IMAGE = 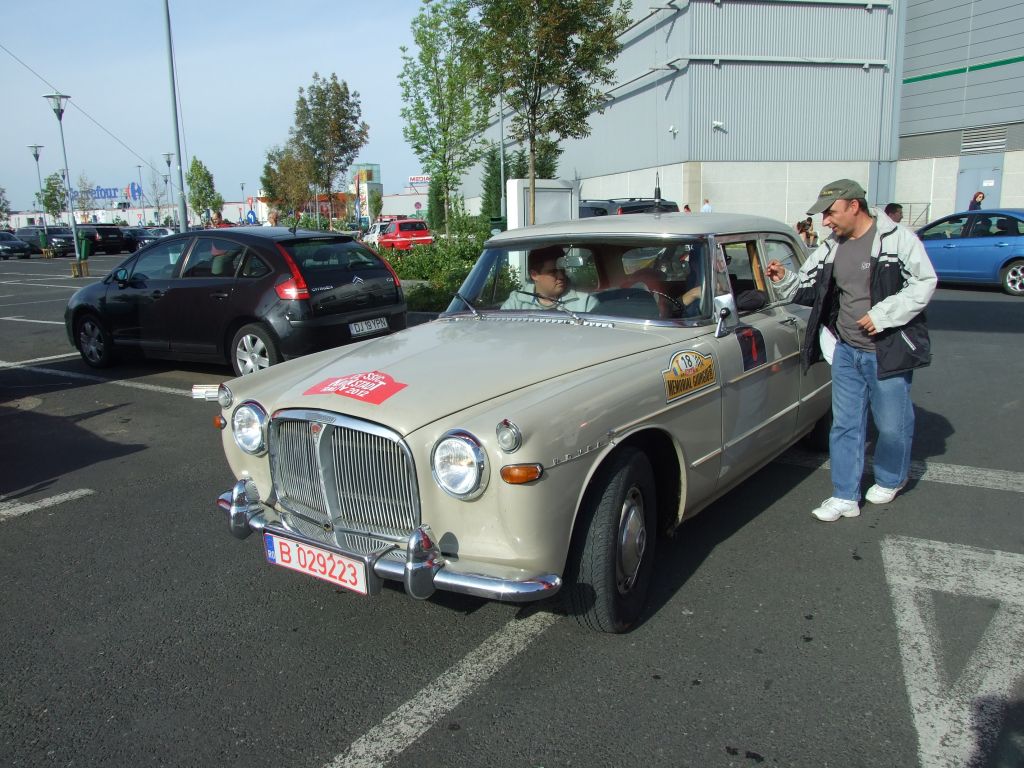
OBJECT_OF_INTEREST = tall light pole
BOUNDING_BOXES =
[162,174,170,225]
[136,164,145,225]
[162,1,189,233]
[240,182,245,222]
[44,94,80,259]
[28,145,48,233]
[163,152,177,226]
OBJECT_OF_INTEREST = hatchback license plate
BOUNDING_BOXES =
[349,317,388,337]
[263,532,368,595]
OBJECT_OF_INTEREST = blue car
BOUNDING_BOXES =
[917,208,1024,296]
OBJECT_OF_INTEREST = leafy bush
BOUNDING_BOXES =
[383,233,485,312]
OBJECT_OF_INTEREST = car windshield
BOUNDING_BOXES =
[445,238,713,323]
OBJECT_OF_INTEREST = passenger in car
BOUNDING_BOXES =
[501,245,598,311]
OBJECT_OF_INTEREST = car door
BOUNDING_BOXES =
[105,238,190,352]
[714,236,802,482]
[958,213,1023,283]
[918,214,971,280]
[167,235,248,357]
[762,237,831,436]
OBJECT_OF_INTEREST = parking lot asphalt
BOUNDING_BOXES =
[1,253,1022,768]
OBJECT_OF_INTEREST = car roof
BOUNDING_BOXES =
[161,226,360,243]
[485,212,795,246]
[926,208,1024,220]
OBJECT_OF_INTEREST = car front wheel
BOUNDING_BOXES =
[231,323,280,377]
[1000,260,1024,296]
[563,447,657,633]
[75,314,115,368]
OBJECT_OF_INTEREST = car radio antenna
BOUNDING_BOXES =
[654,172,663,212]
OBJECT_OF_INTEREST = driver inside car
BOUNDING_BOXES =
[501,245,598,311]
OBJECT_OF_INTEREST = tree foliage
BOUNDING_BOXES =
[399,0,490,236]
[76,174,96,213]
[291,72,368,217]
[479,139,561,225]
[368,188,383,222]
[37,173,66,222]
[0,186,10,226]
[185,157,223,222]
[261,142,313,220]
[475,0,630,223]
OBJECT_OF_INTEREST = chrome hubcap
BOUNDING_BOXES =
[1007,265,1024,294]
[79,321,104,363]
[236,335,269,375]
[617,486,647,594]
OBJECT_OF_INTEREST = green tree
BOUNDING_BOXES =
[291,72,368,221]
[476,0,629,223]
[37,172,66,223]
[479,143,503,221]
[399,0,490,237]
[426,176,445,231]
[0,186,10,227]
[76,174,96,214]
[185,157,223,223]
[368,188,383,222]
[261,142,313,220]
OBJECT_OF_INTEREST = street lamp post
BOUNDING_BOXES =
[28,145,48,234]
[162,152,177,226]
[162,174,170,225]
[240,182,245,223]
[43,93,80,260]
[136,164,146,225]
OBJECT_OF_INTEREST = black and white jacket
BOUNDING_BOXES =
[775,209,938,379]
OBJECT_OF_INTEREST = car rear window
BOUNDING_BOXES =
[398,221,428,232]
[282,238,390,278]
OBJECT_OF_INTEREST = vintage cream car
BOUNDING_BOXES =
[194,213,831,633]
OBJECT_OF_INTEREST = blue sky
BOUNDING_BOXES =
[1,0,424,212]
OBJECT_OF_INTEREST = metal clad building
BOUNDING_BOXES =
[466,0,1021,224]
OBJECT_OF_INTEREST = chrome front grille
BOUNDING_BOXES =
[270,410,420,542]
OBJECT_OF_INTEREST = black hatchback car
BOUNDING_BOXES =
[121,227,160,252]
[64,227,407,376]
[0,232,34,259]
[14,226,76,255]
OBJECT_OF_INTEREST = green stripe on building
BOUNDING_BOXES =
[904,54,1024,84]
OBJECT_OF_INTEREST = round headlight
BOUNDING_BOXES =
[431,430,487,499]
[232,402,268,454]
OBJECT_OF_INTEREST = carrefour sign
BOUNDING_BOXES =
[69,182,145,202]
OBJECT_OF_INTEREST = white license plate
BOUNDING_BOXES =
[263,532,368,595]
[349,317,389,337]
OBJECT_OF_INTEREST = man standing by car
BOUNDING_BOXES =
[765,179,937,522]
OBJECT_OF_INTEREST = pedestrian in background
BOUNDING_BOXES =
[701,198,713,213]
[683,204,692,213]
[765,179,937,523]
[968,191,985,210]
[804,217,819,248]
[263,210,279,227]
[884,203,904,224]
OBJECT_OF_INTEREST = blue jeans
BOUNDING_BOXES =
[830,341,914,501]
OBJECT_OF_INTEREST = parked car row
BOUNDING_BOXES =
[11,223,177,257]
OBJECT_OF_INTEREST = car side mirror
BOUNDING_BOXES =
[713,294,737,337]
[114,267,129,286]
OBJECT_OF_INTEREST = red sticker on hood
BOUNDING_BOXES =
[303,371,406,404]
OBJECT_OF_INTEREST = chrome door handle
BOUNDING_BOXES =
[210,292,229,299]
[778,316,798,326]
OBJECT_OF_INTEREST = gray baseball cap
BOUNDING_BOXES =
[807,179,867,215]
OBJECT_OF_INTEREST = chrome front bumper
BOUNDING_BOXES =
[218,479,561,603]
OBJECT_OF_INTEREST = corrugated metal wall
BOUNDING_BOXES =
[901,0,1024,135]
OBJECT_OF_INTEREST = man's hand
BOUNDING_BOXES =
[857,314,878,335]
[765,259,787,282]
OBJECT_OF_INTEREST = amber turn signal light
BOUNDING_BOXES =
[214,414,227,430]
[500,464,543,484]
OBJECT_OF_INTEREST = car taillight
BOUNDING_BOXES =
[616,207,625,215]
[274,244,310,300]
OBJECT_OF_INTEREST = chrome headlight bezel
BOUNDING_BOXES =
[431,429,488,500]
[231,401,268,455]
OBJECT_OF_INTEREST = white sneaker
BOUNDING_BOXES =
[865,482,905,505]
[811,497,861,522]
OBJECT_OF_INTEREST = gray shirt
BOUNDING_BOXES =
[501,288,598,312]
[832,222,876,351]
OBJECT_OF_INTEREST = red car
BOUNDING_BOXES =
[378,219,434,250]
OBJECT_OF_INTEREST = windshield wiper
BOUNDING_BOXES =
[453,292,481,317]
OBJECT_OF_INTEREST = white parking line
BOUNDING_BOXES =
[0,280,88,289]
[0,359,192,396]
[0,316,64,325]
[0,488,95,522]
[882,536,1024,768]
[779,449,1024,494]
[0,299,72,308]
[328,610,559,768]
